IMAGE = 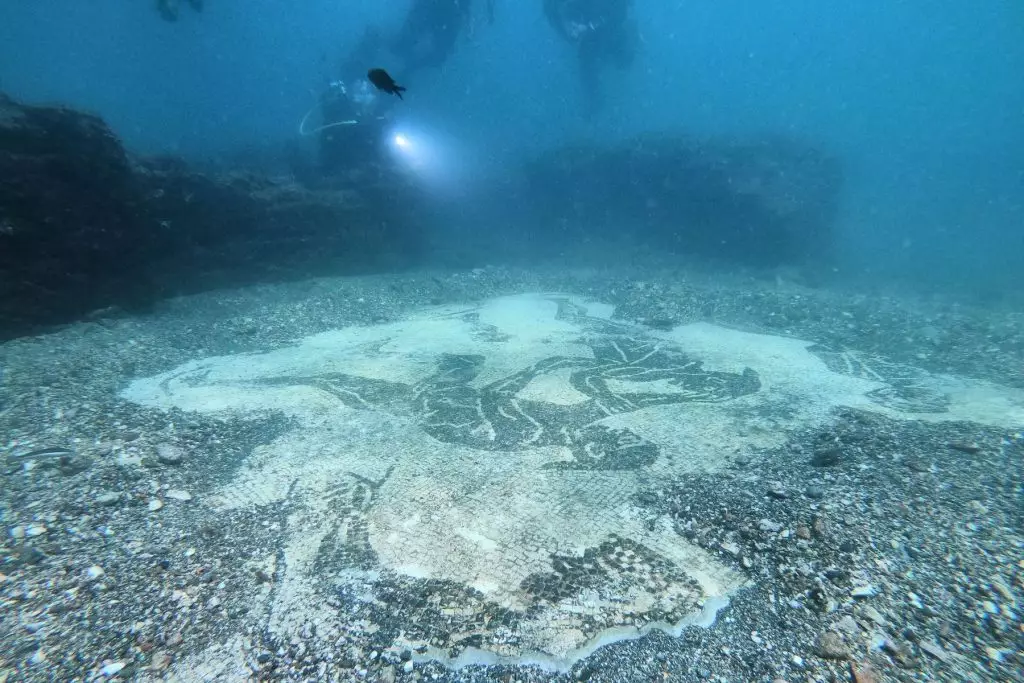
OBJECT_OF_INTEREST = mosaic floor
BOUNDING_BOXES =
[121,293,1024,673]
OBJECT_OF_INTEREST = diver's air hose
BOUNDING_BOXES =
[298,105,358,137]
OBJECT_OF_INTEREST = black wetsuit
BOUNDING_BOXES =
[390,0,474,74]
[544,0,636,113]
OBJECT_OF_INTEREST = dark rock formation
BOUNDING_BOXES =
[519,133,843,269]
[0,94,426,340]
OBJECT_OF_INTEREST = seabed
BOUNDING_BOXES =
[1,264,1022,682]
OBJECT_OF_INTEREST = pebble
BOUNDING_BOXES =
[850,662,879,683]
[919,640,948,662]
[155,443,186,465]
[816,631,849,659]
[861,606,885,625]
[758,519,782,533]
[810,447,842,467]
[148,499,164,512]
[990,578,1015,603]
[100,662,125,676]
[805,484,825,499]
[767,484,789,499]
[984,646,1010,663]
[96,492,122,507]
[85,565,105,580]
[166,490,192,502]
[9,525,25,539]
[720,541,741,557]
[402,660,414,673]
[851,585,876,599]
[150,651,173,671]
[25,523,48,537]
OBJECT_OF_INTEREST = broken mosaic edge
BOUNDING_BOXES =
[408,594,733,673]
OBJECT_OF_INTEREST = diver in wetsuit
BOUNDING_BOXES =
[543,0,637,115]
[389,0,477,76]
[313,76,397,175]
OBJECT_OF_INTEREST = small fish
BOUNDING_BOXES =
[367,68,406,99]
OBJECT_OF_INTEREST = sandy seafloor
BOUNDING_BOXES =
[1,262,1022,683]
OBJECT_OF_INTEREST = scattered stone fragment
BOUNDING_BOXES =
[946,442,981,454]
[795,525,811,540]
[990,577,1015,604]
[767,483,789,499]
[25,523,47,537]
[861,606,885,625]
[720,541,741,557]
[919,640,948,662]
[85,565,104,581]
[851,584,876,599]
[816,631,849,660]
[95,492,122,507]
[849,661,878,683]
[402,660,414,673]
[148,498,164,512]
[9,525,25,539]
[99,662,125,677]
[165,489,192,502]
[810,447,841,467]
[150,651,173,672]
[882,639,914,667]
[155,443,186,465]
[985,646,1010,663]
[904,457,929,473]
[834,616,859,635]
[812,515,828,536]
[758,519,782,533]
[805,484,825,499]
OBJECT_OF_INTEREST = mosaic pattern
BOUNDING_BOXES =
[122,293,1024,673]
[254,299,760,472]
[807,345,951,413]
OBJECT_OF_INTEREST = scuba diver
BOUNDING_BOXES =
[543,0,638,115]
[303,74,398,176]
[155,0,203,22]
[302,0,495,178]
[389,0,485,76]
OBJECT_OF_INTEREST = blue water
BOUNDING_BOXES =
[1,1,1021,293]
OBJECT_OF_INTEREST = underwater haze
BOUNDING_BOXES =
[1,1,1021,295]
[3,3,1024,682]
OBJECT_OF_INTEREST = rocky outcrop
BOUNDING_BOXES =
[520,133,843,268]
[0,94,425,339]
